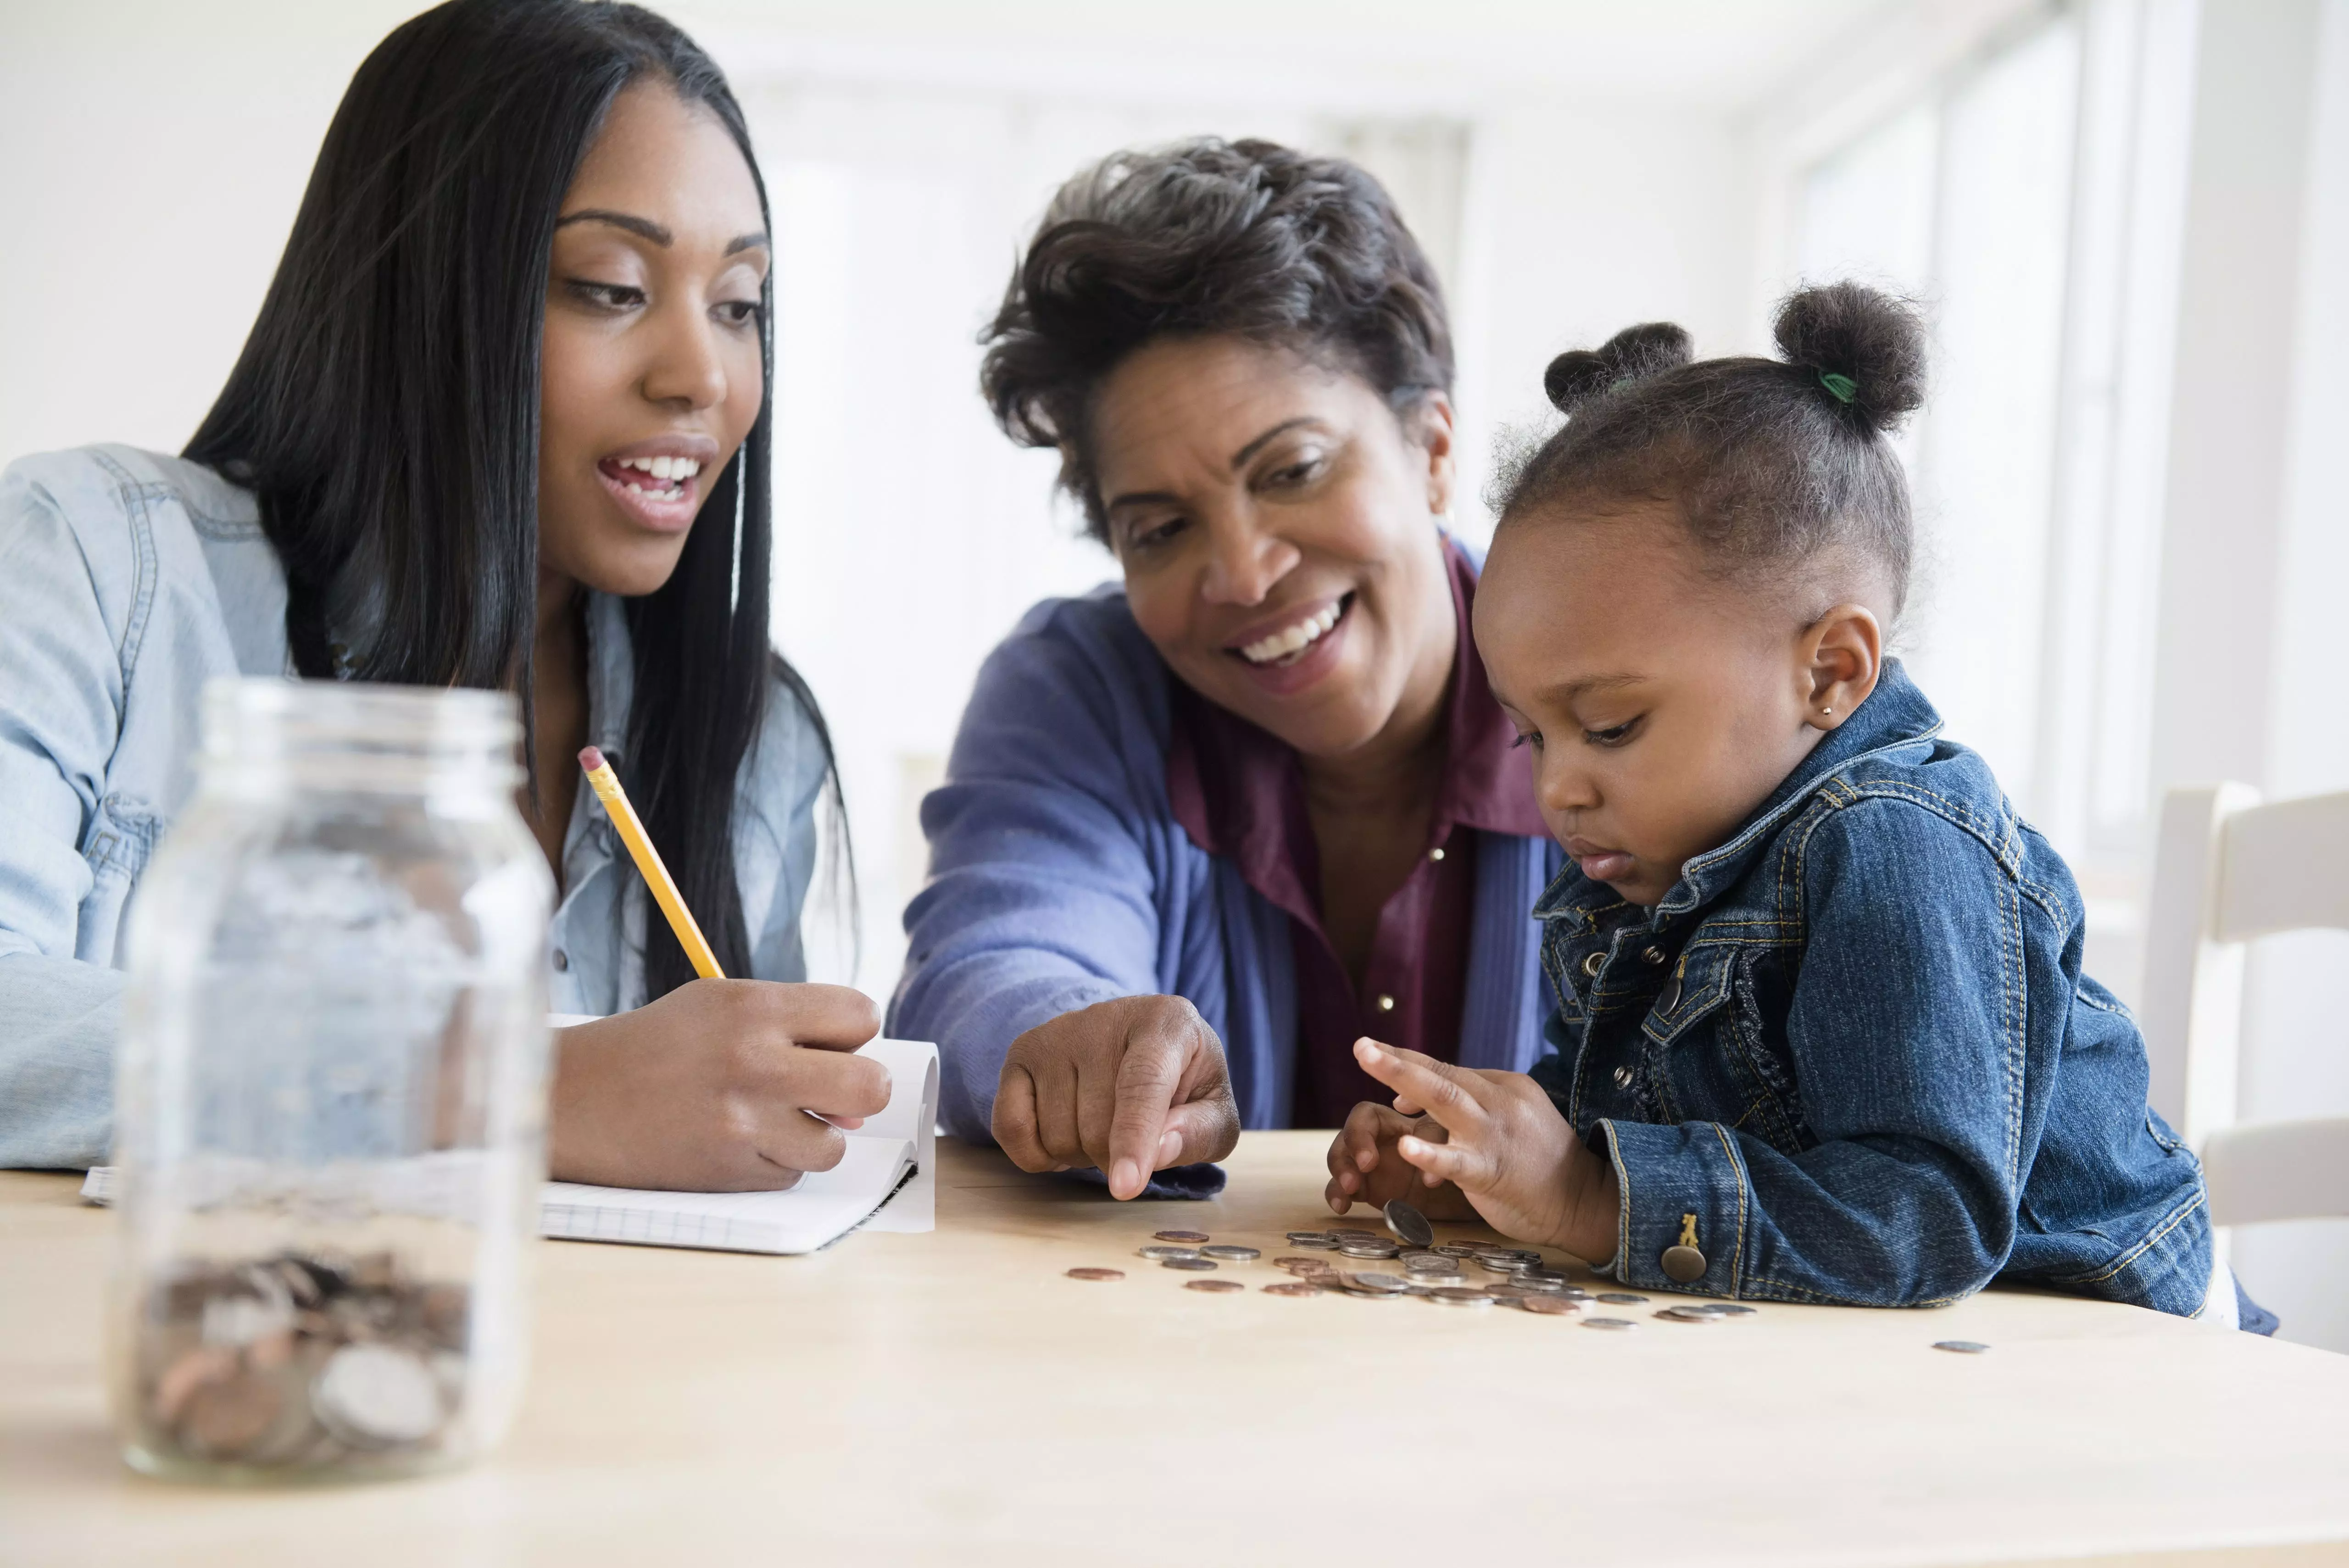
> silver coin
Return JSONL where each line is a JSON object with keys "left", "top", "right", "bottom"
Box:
{"left": 1932, "top": 1340, "right": 1991, "bottom": 1354}
{"left": 1291, "top": 1236, "right": 1341, "bottom": 1250}
{"left": 1285, "top": 1231, "right": 1336, "bottom": 1245}
{"left": 1426, "top": 1287, "right": 1492, "bottom": 1307}
{"left": 1596, "top": 1292, "right": 1649, "bottom": 1305}
{"left": 1431, "top": 1244, "right": 1480, "bottom": 1259}
{"left": 1408, "top": 1271, "right": 1469, "bottom": 1287}
{"left": 1516, "top": 1275, "right": 1573, "bottom": 1294}
{"left": 1138, "top": 1246, "right": 1202, "bottom": 1261}
{"left": 1655, "top": 1306, "right": 1724, "bottom": 1323}
{"left": 1329, "top": 1228, "right": 1379, "bottom": 1239}
{"left": 1692, "top": 1303, "right": 1755, "bottom": 1317}
{"left": 1161, "top": 1257, "right": 1219, "bottom": 1272}
{"left": 1339, "top": 1242, "right": 1400, "bottom": 1260}
{"left": 310, "top": 1343, "right": 444, "bottom": 1448}
{"left": 1581, "top": 1317, "right": 1639, "bottom": 1332}
{"left": 1199, "top": 1245, "right": 1261, "bottom": 1261}
{"left": 1342, "top": 1272, "right": 1411, "bottom": 1294}
{"left": 1383, "top": 1198, "right": 1436, "bottom": 1249}
{"left": 1403, "top": 1253, "right": 1454, "bottom": 1272}
{"left": 1340, "top": 1286, "right": 1405, "bottom": 1300}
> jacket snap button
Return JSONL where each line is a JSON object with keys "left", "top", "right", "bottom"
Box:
{"left": 1612, "top": 1065, "right": 1634, "bottom": 1088}
{"left": 1658, "top": 972, "right": 1682, "bottom": 1012}
{"left": 551, "top": 948, "right": 569, "bottom": 973}
{"left": 1581, "top": 951, "right": 1604, "bottom": 979}
{"left": 1661, "top": 1244, "right": 1707, "bottom": 1282}
{"left": 1642, "top": 945, "right": 1665, "bottom": 964}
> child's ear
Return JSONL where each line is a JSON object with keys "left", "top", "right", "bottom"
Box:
{"left": 1801, "top": 604, "right": 1882, "bottom": 730}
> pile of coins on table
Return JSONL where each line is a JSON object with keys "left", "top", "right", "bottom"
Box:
{"left": 1061, "top": 1200, "right": 1761, "bottom": 1331}
{"left": 128, "top": 1250, "right": 469, "bottom": 1474}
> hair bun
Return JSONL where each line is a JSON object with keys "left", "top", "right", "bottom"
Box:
{"left": 1773, "top": 283, "right": 1926, "bottom": 432}
{"left": 1542, "top": 321, "right": 1692, "bottom": 413}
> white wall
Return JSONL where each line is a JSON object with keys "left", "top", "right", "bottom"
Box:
{"left": 2217, "top": 0, "right": 2349, "bottom": 1355}
{"left": 0, "top": 1, "right": 430, "bottom": 459}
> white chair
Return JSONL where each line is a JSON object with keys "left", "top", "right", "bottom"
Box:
{"left": 2140, "top": 784, "right": 2349, "bottom": 1227}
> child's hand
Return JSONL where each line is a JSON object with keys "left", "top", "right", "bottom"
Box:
{"left": 1323, "top": 1103, "right": 1476, "bottom": 1218}
{"left": 1351, "top": 1036, "right": 1620, "bottom": 1262}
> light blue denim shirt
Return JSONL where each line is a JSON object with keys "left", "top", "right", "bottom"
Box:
{"left": 0, "top": 445, "right": 832, "bottom": 1169}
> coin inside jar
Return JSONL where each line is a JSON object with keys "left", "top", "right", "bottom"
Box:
{"left": 311, "top": 1343, "right": 444, "bottom": 1449}
{"left": 1184, "top": 1279, "right": 1245, "bottom": 1294}
{"left": 1152, "top": 1230, "right": 1210, "bottom": 1244}
{"left": 1198, "top": 1245, "right": 1260, "bottom": 1261}
{"left": 1064, "top": 1268, "right": 1125, "bottom": 1282}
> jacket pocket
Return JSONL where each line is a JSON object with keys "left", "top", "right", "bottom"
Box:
{"left": 1642, "top": 944, "right": 1806, "bottom": 1152}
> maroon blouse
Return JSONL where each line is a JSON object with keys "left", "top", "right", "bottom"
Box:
{"left": 1164, "top": 543, "right": 1548, "bottom": 1128}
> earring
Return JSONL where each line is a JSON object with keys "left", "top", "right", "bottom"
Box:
{"left": 1820, "top": 707, "right": 1834, "bottom": 717}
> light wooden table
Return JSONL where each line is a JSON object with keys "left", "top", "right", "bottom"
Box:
{"left": 4, "top": 1133, "right": 2347, "bottom": 1568}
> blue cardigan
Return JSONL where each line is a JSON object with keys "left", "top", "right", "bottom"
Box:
{"left": 888, "top": 582, "right": 1566, "bottom": 1143}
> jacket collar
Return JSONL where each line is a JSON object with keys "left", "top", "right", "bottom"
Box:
{"left": 1531, "top": 658, "right": 1943, "bottom": 929}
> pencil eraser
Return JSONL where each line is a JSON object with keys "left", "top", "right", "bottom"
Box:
{"left": 578, "top": 746, "right": 605, "bottom": 773}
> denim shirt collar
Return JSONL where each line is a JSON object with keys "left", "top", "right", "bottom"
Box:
{"left": 1531, "top": 658, "right": 1943, "bottom": 931}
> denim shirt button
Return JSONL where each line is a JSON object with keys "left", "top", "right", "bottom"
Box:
{"left": 1642, "top": 945, "right": 1666, "bottom": 964}
{"left": 1661, "top": 1244, "right": 1707, "bottom": 1283}
{"left": 1612, "top": 1065, "right": 1634, "bottom": 1088}
{"left": 1581, "top": 951, "right": 1604, "bottom": 979}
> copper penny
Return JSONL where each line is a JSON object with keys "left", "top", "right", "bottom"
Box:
{"left": 1185, "top": 1279, "right": 1245, "bottom": 1293}
{"left": 1263, "top": 1282, "right": 1323, "bottom": 1297}
{"left": 177, "top": 1367, "right": 286, "bottom": 1457}
{"left": 1153, "top": 1230, "right": 1209, "bottom": 1244}
{"left": 1519, "top": 1296, "right": 1585, "bottom": 1316}
{"left": 1065, "top": 1268, "right": 1125, "bottom": 1282}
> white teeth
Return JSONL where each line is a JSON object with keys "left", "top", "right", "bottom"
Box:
{"left": 1239, "top": 601, "right": 1343, "bottom": 665}
{"left": 615, "top": 455, "right": 700, "bottom": 479}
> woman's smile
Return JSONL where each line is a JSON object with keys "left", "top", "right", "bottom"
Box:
{"left": 594, "top": 435, "right": 719, "bottom": 534}
{"left": 1223, "top": 591, "right": 1356, "bottom": 696}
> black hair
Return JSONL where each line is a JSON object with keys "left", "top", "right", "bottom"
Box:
{"left": 1497, "top": 281, "right": 1929, "bottom": 615}
{"left": 185, "top": 0, "right": 846, "bottom": 1001}
{"left": 980, "top": 137, "right": 1454, "bottom": 540}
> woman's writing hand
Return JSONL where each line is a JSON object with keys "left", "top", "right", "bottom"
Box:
{"left": 992, "top": 995, "right": 1240, "bottom": 1199}
{"left": 1349, "top": 1036, "right": 1620, "bottom": 1262}
{"left": 548, "top": 979, "right": 891, "bottom": 1191}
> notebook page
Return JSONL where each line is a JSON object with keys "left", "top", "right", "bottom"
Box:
{"left": 540, "top": 1136, "right": 913, "bottom": 1255}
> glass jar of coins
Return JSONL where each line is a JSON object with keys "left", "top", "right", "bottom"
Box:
{"left": 108, "top": 679, "right": 555, "bottom": 1484}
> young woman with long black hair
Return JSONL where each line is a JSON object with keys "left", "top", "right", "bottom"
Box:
{"left": 0, "top": 0, "right": 888, "bottom": 1188}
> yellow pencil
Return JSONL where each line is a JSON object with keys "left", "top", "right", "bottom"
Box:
{"left": 577, "top": 745, "right": 725, "bottom": 980}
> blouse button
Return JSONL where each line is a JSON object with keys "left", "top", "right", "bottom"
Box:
{"left": 1376, "top": 994, "right": 1396, "bottom": 1013}
{"left": 1613, "top": 1065, "right": 1634, "bottom": 1088}
{"left": 1642, "top": 945, "right": 1666, "bottom": 964}
{"left": 1428, "top": 846, "right": 1446, "bottom": 862}
{"left": 551, "top": 948, "right": 570, "bottom": 973}
{"left": 1581, "top": 951, "right": 1605, "bottom": 979}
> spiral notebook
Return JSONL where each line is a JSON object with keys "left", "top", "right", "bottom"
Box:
{"left": 83, "top": 1036, "right": 939, "bottom": 1257}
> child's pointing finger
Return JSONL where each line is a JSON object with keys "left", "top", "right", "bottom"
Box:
{"left": 1353, "top": 1037, "right": 1481, "bottom": 1129}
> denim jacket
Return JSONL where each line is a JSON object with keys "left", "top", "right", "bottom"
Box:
{"left": 1530, "top": 661, "right": 2211, "bottom": 1317}
{"left": 0, "top": 445, "right": 832, "bottom": 1169}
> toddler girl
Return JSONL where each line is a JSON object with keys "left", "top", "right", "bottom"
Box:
{"left": 1326, "top": 283, "right": 2244, "bottom": 1323}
